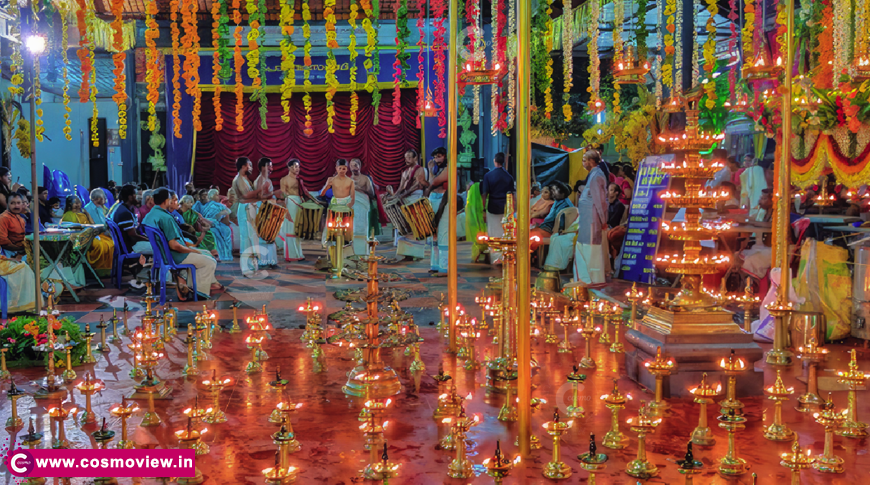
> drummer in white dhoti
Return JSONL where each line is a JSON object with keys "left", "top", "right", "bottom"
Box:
{"left": 321, "top": 159, "right": 356, "bottom": 266}
{"left": 253, "top": 158, "right": 280, "bottom": 269}
{"left": 231, "top": 157, "right": 266, "bottom": 278}
{"left": 427, "top": 148, "right": 450, "bottom": 275}
{"left": 349, "top": 158, "right": 376, "bottom": 255}
{"left": 573, "top": 149, "right": 609, "bottom": 285}
{"left": 279, "top": 158, "right": 320, "bottom": 262}
{"left": 393, "top": 150, "right": 429, "bottom": 261}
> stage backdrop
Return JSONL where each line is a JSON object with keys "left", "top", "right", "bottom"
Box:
{"left": 193, "top": 89, "right": 421, "bottom": 192}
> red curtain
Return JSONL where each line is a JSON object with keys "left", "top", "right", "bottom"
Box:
{"left": 194, "top": 90, "right": 421, "bottom": 193}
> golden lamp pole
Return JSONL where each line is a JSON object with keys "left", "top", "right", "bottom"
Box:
{"left": 446, "top": 0, "right": 459, "bottom": 355}
{"left": 515, "top": 0, "right": 532, "bottom": 457}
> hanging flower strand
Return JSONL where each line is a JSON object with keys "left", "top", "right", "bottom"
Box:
{"left": 233, "top": 0, "right": 244, "bottom": 131}
{"left": 280, "top": 0, "right": 297, "bottom": 123}
{"left": 86, "top": 6, "right": 99, "bottom": 147}
{"left": 61, "top": 14, "right": 72, "bottom": 140}
{"left": 393, "top": 0, "right": 411, "bottom": 125}
{"left": 7, "top": 0, "right": 23, "bottom": 96}
{"left": 612, "top": 0, "right": 624, "bottom": 116}
{"left": 31, "top": 23, "right": 44, "bottom": 142}
{"left": 587, "top": 0, "right": 602, "bottom": 113}
{"left": 325, "top": 0, "right": 339, "bottom": 133}
{"left": 562, "top": 0, "right": 573, "bottom": 122}
{"left": 170, "top": 0, "right": 182, "bottom": 138}
{"left": 211, "top": 0, "right": 224, "bottom": 131}
{"left": 76, "top": 0, "right": 91, "bottom": 103}
{"left": 506, "top": 0, "right": 516, "bottom": 128}
{"left": 246, "top": 0, "right": 267, "bottom": 129}
{"left": 349, "top": 0, "right": 360, "bottom": 135}
{"left": 544, "top": 0, "right": 554, "bottom": 119}
{"left": 432, "top": 0, "right": 447, "bottom": 136}
{"left": 417, "top": 0, "right": 427, "bottom": 130}
{"left": 702, "top": 0, "right": 717, "bottom": 109}
{"left": 145, "top": 0, "right": 161, "bottom": 132}
{"left": 302, "top": 0, "right": 314, "bottom": 136}
{"left": 663, "top": 0, "right": 675, "bottom": 89}
{"left": 495, "top": 0, "right": 507, "bottom": 132}
{"left": 111, "top": 0, "right": 127, "bottom": 139}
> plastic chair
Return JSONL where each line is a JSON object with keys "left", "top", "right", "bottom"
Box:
{"left": 42, "top": 165, "right": 54, "bottom": 196}
{"left": 51, "top": 170, "right": 73, "bottom": 199}
{"left": 142, "top": 225, "right": 198, "bottom": 305}
{"left": 75, "top": 185, "right": 90, "bottom": 204}
{"left": 0, "top": 276, "right": 7, "bottom": 320}
{"left": 106, "top": 220, "right": 142, "bottom": 289}
{"left": 101, "top": 188, "right": 115, "bottom": 207}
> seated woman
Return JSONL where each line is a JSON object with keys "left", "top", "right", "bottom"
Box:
{"left": 179, "top": 195, "right": 219, "bottom": 258}
{"left": 200, "top": 189, "right": 233, "bottom": 261}
{"left": 529, "top": 181, "right": 574, "bottom": 253}
{"left": 62, "top": 195, "right": 114, "bottom": 277}
{"left": 84, "top": 188, "right": 110, "bottom": 225}
{"left": 0, "top": 254, "right": 41, "bottom": 312}
{"left": 612, "top": 164, "right": 635, "bottom": 205}
{"left": 530, "top": 185, "right": 554, "bottom": 226}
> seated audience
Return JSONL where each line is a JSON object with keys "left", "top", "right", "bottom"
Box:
{"left": 47, "top": 197, "right": 63, "bottom": 223}
{"left": 38, "top": 187, "right": 53, "bottom": 225}
{"left": 143, "top": 188, "right": 222, "bottom": 300}
{"left": 0, "top": 193, "right": 28, "bottom": 254}
{"left": 606, "top": 183, "right": 627, "bottom": 259}
{"left": 138, "top": 189, "right": 155, "bottom": 223}
{"left": 179, "top": 195, "right": 218, "bottom": 258}
{"left": 737, "top": 188, "right": 774, "bottom": 278}
{"left": 0, "top": 167, "right": 22, "bottom": 213}
{"left": 200, "top": 189, "right": 233, "bottom": 261}
{"left": 62, "top": 195, "right": 114, "bottom": 276}
{"left": 529, "top": 181, "right": 574, "bottom": 253}
{"left": 0, "top": 195, "right": 40, "bottom": 309}
{"left": 110, "top": 184, "right": 152, "bottom": 289}
{"left": 530, "top": 185, "right": 554, "bottom": 226}
{"left": 84, "top": 188, "right": 110, "bottom": 225}
{"left": 718, "top": 182, "right": 740, "bottom": 211}
{"left": 706, "top": 149, "right": 732, "bottom": 188}
{"left": 530, "top": 183, "right": 543, "bottom": 206}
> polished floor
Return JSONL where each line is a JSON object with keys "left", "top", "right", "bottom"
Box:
{"left": 2, "top": 240, "right": 869, "bottom": 484}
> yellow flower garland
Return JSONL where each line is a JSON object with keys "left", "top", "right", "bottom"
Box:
{"left": 280, "top": 0, "right": 297, "bottom": 123}
{"left": 663, "top": 0, "right": 676, "bottom": 88}
{"left": 181, "top": 0, "right": 201, "bottom": 132}
{"left": 61, "top": 15, "right": 72, "bottom": 140}
{"left": 703, "top": 0, "right": 717, "bottom": 108}
{"left": 211, "top": 0, "right": 223, "bottom": 131}
{"left": 246, "top": 0, "right": 261, "bottom": 94}
{"left": 612, "top": 0, "right": 624, "bottom": 116}
{"left": 562, "top": 0, "right": 573, "bottom": 122}
{"left": 171, "top": 0, "right": 182, "bottom": 138}
{"left": 302, "top": 0, "right": 313, "bottom": 137}
{"left": 33, "top": 47, "right": 44, "bottom": 142}
{"left": 544, "top": 0, "right": 554, "bottom": 119}
{"left": 324, "top": 0, "right": 338, "bottom": 133}
{"left": 90, "top": 50, "right": 100, "bottom": 147}
{"left": 349, "top": 0, "right": 359, "bottom": 135}
{"left": 8, "top": 0, "right": 23, "bottom": 96}
{"left": 111, "top": 0, "right": 127, "bottom": 139}
{"left": 233, "top": 0, "right": 244, "bottom": 131}
{"left": 742, "top": 0, "right": 754, "bottom": 70}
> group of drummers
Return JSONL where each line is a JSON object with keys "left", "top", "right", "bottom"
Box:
{"left": 228, "top": 148, "right": 451, "bottom": 278}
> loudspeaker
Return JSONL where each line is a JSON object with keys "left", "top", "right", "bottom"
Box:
{"left": 88, "top": 118, "right": 108, "bottom": 188}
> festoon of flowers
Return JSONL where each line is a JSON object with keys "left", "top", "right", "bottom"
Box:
{"left": 702, "top": 0, "right": 717, "bottom": 109}
{"left": 417, "top": 0, "right": 427, "bottom": 130}
{"left": 233, "top": 0, "right": 244, "bottom": 131}
{"left": 489, "top": 0, "right": 502, "bottom": 134}
{"left": 393, "top": 0, "right": 412, "bottom": 126}
{"left": 75, "top": 0, "right": 91, "bottom": 103}
{"left": 7, "top": 0, "right": 22, "bottom": 96}
{"left": 495, "top": 0, "right": 507, "bottom": 131}
{"left": 831, "top": 0, "right": 850, "bottom": 78}
{"left": 170, "top": 0, "right": 182, "bottom": 138}
{"left": 612, "top": 0, "right": 624, "bottom": 116}
{"left": 145, "top": 0, "right": 160, "bottom": 133}
{"left": 86, "top": 6, "right": 99, "bottom": 147}
{"left": 727, "top": 0, "right": 738, "bottom": 101}
{"left": 257, "top": 0, "right": 267, "bottom": 127}
{"left": 691, "top": 0, "right": 699, "bottom": 88}
{"left": 211, "top": 0, "right": 224, "bottom": 131}
{"left": 111, "top": 0, "right": 127, "bottom": 139}
{"left": 587, "top": 0, "right": 602, "bottom": 113}
{"left": 674, "top": 0, "right": 683, "bottom": 84}
{"left": 506, "top": 0, "right": 516, "bottom": 129}
{"left": 31, "top": 21, "right": 44, "bottom": 143}
{"left": 302, "top": 0, "right": 314, "bottom": 136}
{"left": 280, "top": 0, "right": 297, "bottom": 124}
{"left": 662, "top": 0, "right": 675, "bottom": 89}
{"left": 246, "top": 0, "right": 267, "bottom": 129}
{"left": 432, "top": 0, "right": 447, "bottom": 137}
{"left": 217, "top": 0, "right": 232, "bottom": 81}
{"left": 324, "top": 0, "right": 339, "bottom": 134}
{"left": 471, "top": 0, "right": 483, "bottom": 123}
{"left": 349, "top": 0, "right": 360, "bottom": 135}
{"left": 562, "top": 0, "right": 573, "bottom": 122}
{"left": 61, "top": 13, "right": 72, "bottom": 140}
{"left": 361, "top": 0, "right": 382, "bottom": 125}
{"left": 544, "top": 0, "right": 554, "bottom": 118}
{"left": 654, "top": 0, "right": 663, "bottom": 107}
{"left": 741, "top": 0, "right": 754, "bottom": 70}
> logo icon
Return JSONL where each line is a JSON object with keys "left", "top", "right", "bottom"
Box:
{"left": 8, "top": 450, "right": 34, "bottom": 476}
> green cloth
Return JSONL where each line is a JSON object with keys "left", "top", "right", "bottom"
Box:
{"left": 182, "top": 209, "right": 216, "bottom": 251}
{"left": 142, "top": 206, "right": 187, "bottom": 265}
{"left": 368, "top": 198, "right": 382, "bottom": 236}
{"left": 465, "top": 182, "right": 488, "bottom": 262}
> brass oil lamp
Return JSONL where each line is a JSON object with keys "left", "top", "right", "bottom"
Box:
{"left": 482, "top": 441, "right": 519, "bottom": 485}
{"left": 578, "top": 433, "right": 608, "bottom": 484}
{"left": 542, "top": 408, "right": 573, "bottom": 480}
{"left": 578, "top": 303, "right": 597, "bottom": 369}
{"left": 812, "top": 394, "right": 846, "bottom": 473}
{"left": 676, "top": 441, "right": 703, "bottom": 484}
{"left": 689, "top": 373, "right": 722, "bottom": 446}
{"left": 48, "top": 401, "right": 78, "bottom": 449}
{"left": 6, "top": 381, "right": 26, "bottom": 428}
{"left": 19, "top": 418, "right": 46, "bottom": 485}
{"left": 625, "top": 402, "right": 661, "bottom": 479}
{"left": 74, "top": 372, "right": 104, "bottom": 426}
{"left": 780, "top": 433, "right": 814, "bottom": 484}
{"left": 717, "top": 409, "right": 748, "bottom": 476}
{"left": 835, "top": 349, "right": 868, "bottom": 438}
{"left": 182, "top": 396, "right": 212, "bottom": 455}
{"left": 566, "top": 365, "right": 587, "bottom": 418}
{"left": 644, "top": 346, "right": 676, "bottom": 418}
{"left": 796, "top": 337, "right": 827, "bottom": 412}
{"left": 175, "top": 417, "right": 207, "bottom": 485}
{"left": 110, "top": 397, "right": 140, "bottom": 449}
{"left": 625, "top": 283, "right": 644, "bottom": 330}
{"left": 200, "top": 369, "right": 233, "bottom": 424}
{"left": 445, "top": 407, "right": 481, "bottom": 479}
{"left": 718, "top": 349, "right": 748, "bottom": 415}
{"left": 600, "top": 379, "right": 631, "bottom": 449}
{"left": 764, "top": 370, "right": 795, "bottom": 441}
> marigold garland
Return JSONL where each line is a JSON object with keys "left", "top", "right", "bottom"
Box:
{"left": 506, "top": 0, "right": 516, "bottom": 129}
{"left": 495, "top": 0, "right": 507, "bottom": 131}
{"left": 211, "top": 0, "right": 224, "bottom": 131}
{"left": 674, "top": 0, "right": 683, "bottom": 84}
{"left": 691, "top": 0, "right": 699, "bottom": 88}
{"left": 471, "top": 0, "right": 483, "bottom": 124}
{"left": 587, "top": 0, "right": 602, "bottom": 113}
{"left": 654, "top": 0, "right": 663, "bottom": 107}
{"left": 233, "top": 0, "right": 244, "bottom": 131}
{"left": 61, "top": 15, "right": 72, "bottom": 140}
{"left": 562, "top": 0, "right": 573, "bottom": 122}
{"left": 742, "top": 0, "right": 754, "bottom": 70}
{"left": 218, "top": 0, "right": 232, "bottom": 80}
{"left": 727, "top": 0, "right": 738, "bottom": 102}
{"left": 280, "top": 0, "right": 297, "bottom": 124}
{"left": 325, "top": 0, "right": 339, "bottom": 133}
{"left": 90, "top": 50, "right": 100, "bottom": 147}
{"left": 831, "top": 0, "right": 849, "bottom": 78}
{"left": 393, "top": 0, "right": 411, "bottom": 125}
{"left": 32, "top": 37, "right": 44, "bottom": 143}
{"left": 246, "top": 0, "right": 267, "bottom": 129}
{"left": 612, "top": 0, "right": 623, "bottom": 116}
{"left": 111, "top": 0, "right": 127, "bottom": 139}
{"left": 417, "top": 0, "right": 427, "bottom": 130}
{"left": 662, "top": 0, "right": 675, "bottom": 89}
{"left": 8, "top": 0, "right": 23, "bottom": 96}
{"left": 432, "top": 0, "right": 447, "bottom": 137}
{"left": 170, "top": 0, "right": 182, "bottom": 138}
{"left": 76, "top": 0, "right": 91, "bottom": 103}
{"left": 302, "top": 0, "right": 314, "bottom": 136}
{"left": 544, "top": 0, "right": 554, "bottom": 119}
{"left": 702, "top": 0, "right": 717, "bottom": 109}
{"left": 489, "top": 0, "right": 499, "bottom": 134}
{"left": 145, "top": 0, "right": 160, "bottom": 133}
{"left": 349, "top": 0, "right": 360, "bottom": 135}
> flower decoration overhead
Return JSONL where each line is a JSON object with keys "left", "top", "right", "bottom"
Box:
{"left": 587, "top": 0, "right": 602, "bottom": 113}
{"left": 211, "top": 0, "right": 224, "bottom": 131}
{"left": 170, "top": 0, "right": 182, "bottom": 138}
{"left": 76, "top": 0, "right": 91, "bottom": 103}
{"left": 562, "top": 0, "right": 573, "bottom": 122}
{"left": 393, "top": 0, "right": 411, "bottom": 125}
{"left": 325, "top": 0, "right": 339, "bottom": 133}
{"left": 233, "top": 0, "right": 245, "bottom": 131}
{"left": 302, "top": 0, "right": 314, "bottom": 136}
{"left": 544, "top": 0, "right": 554, "bottom": 118}
{"left": 61, "top": 14, "right": 72, "bottom": 140}
{"left": 361, "top": 0, "right": 382, "bottom": 125}
{"left": 145, "top": 0, "right": 161, "bottom": 133}
{"left": 280, "top": 0, "right": 297, "bottom": 124}
{"left": 246, "top": 0, "right": 267, "bottom": 129}
{"left": 417, "top": 0, "right": 426, "bottom": 130}
{"left": 111, "top": 0, "right": 127, "bottom": 139}
{"left": 432, "top": 0, "right": 447, "bottom": 137}
{"left": 662, "top": 0, "right": 675, "bottom": 89}
{"left": 727, "top": 0, "right": 738, "bottom": 101}
{"left": 506, "top": 0, "right": 516, "bottom": 128}
{"left": 741, "top": 0, "right": 754, "bottom": 70}
{"left": 612, "top": 0, "right": 624, "bottom": 116}
{"left": 7, "top": 0, "right": 22, "bottom": 96}
{"left": 31, "top": 23, "right": 44, "bottom": 143}
{"left": 349, "top": 0, "right": 360, "bottom": 135}
{"left": 702, "top": 0, "right": 718, "bottom": 109}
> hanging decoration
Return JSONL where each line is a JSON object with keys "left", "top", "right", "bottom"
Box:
{"left": 472, "top": 0, "right": 483, "bottom": 124}
{"left": 727, "top": 0, "right": 738, "bottom": 101}
{"left": 246, "top": 0, "right": 267, "bottom": 129}
{"left": 85, "top": 17, "right": 137, "bottom": 52}
{"left": 742, "top": 0, "right": 754, "bottom": 70}
{"left": 432, "top": 0, "right": 447, "bottom": 136}
{"left": 654, "top": 0, "right": 663, "bottom": 107}
{"left": 495, "top": 0, "right": 507, "bottom": 132}
{"left": 702, "top": 0, "right": 717, "bottom": 109}
{"left": 7, "top": 0, "right": 22, "bottom": 96}
{"left": 211, "top": 0, "right": 224, "bottom": 131}
{"left": 393, "top": 0, "right": 411, "bottom": 125}
{"left": 813, "top": 0, "right": 833, "bottom": 89}
{"left": 506, "top": 0, "right": 516, "bottom": 128}
{"left": 75, "top": 0, "right": 91, "bottom": 102}
{"left": 325, "top": 0, "right": 338, "bottom": 133}
{"left": 111, "top": 0, "right": 127, "bottom": 139}
{"left": 489, "top": 0, "right": 504, "bottom": 133}
{"left": 674, "top": 0, "right": 683, "bottom": 85}
{"left": 280, "top": 0, "right": 297, "bottom": 124}
{"left": 302, "top": 0, "right": 314, "bottom": 136}
{"left": 612, "top": 0, "right": 624, "bottom": 116}
{"left": 171, "top": 0, "right": 182, "bottom": 137}
{"left": 544, "top": 0, "right": 554, "bottom": 118}
{"left": 145, "top": 0, "right": 160, "bottom": 133}
{"left": 831, "top": 0, "right": 850, "bottom": 78}
{"left": 61, "top": 14, "right": 72, "bottom": 140}
{"left": 233, "top": 0, "right": 245, "bottom": 131}
{"left": 416, "top": 0, "right": 426, "bottom": 130}
{"left": 218, "top": 0, "right": 232, "bottom": 80}
{"left": 636, "top": 0, "right": 648, "bottom": 60}
{"left": 90, "top": 50, "right": 99, "bottom": 147}
{"left": 587, "top": 0, "right": 602, "bottom": 113}
{"left": 662, "top": 0, "right": 675, "bottom": 89}
{"left": 31, "top": 23, "right": 44, "bottom": 143}
{"left": 349, "top": 0, "right": 360, "bottom": 134}
{"left": 856, "top": 0, "right": 869, "bottom": 68}
{"left": 361, "top": 0, "right": 382, "bottom": 125}
{"left": 561, "top": 0, "right": 573, "bottom": 122}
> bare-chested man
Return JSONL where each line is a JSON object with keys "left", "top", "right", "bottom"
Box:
{"left": 250, "top": 157, "right": 280, "bottom": 268}
{"left": 279, "top": 159, "right": 319, "bottom": 261}
{"left": 232, "top": 156, "right": 266, "bottom": 278}
{"left": 320, "top": 159, "right": 356, "bottom": 266}
{"left": 349, "top": 158, "right": 376, "bottom": 255}
{"left": 393, "top": 149, "right": 429, "bottom": 260}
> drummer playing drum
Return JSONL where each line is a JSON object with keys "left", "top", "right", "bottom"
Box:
{"left": 391, "top": 150, "right": 430, "bottom": 261}
{"left": 320, "top": 160, "right": 356, "bottom": 261}
{"left": 253, "top": 158, "right": 280, "bottom": 269}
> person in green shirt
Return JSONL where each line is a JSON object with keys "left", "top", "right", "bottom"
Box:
{"left": 142, "top": 188, "right": 222, "bottom": 301}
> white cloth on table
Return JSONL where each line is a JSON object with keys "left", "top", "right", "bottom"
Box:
{"left": 352, "top": 192, "right": 371, "bottom": 256}
{"left": 396, "top": 190, "right": 426, "bottom": 259}
{"left": 281, "top": 195, "right": 304, "bottom": 261}
{"left": 486, "top": 212, "right": 505, "bottom": 262}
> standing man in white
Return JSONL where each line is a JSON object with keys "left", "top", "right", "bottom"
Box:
{"left": 573, "top": 149, "right": 609, "bottom": 284}
{"left": 349, "top": 158, "right": 375, "bottom": 256}
{"left": 254, "top": 158, "right": 279, "bottom": 269}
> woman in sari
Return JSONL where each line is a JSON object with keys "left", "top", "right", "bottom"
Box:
{"left": 530, "top": 185, "right": 554, "bottom": 226}
{"left": 61, "top": 195, "right": 114, "bottom": 276}
{"left": 465, "top": 182, "right": 488, "bottom": 263}
{"left": 84, "top": 188, "right": 109, "bottom": 225}
{"left": 201, "top": 189, "right": 233, "bottom": 261}
{"left": 179, "top": 195, "right": 219, "bottom": 258}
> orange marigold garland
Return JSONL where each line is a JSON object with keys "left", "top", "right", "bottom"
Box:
{"left": 111, "top": 0, "right": 127, "bottom": 139}
{"left": 171, "top": 0, "right": 183, "bottom": 138}
{"left": 182, "top": 0, "right": 202, "bottom": 132}
{"left": 325, "top": 0, "right": 339, "bottom": 133}
{"left": 61, "top": 14, "right": 72, "bottom": 140}
{"left": 76, "top": 0, "right": 91, "bottom": 103}
{"left": 90, "top": 50, "right": 100, "bottom": 147}
{"left": 280, "top": 0, "right": 297, "bottom": 123}
{"left": 32, "top": 23, "right": 44, "bottom": 142}
{"left": 7, "top": 0, "right": 22, "bottom": 96}
{"left": 702, "top": 0, "right": 717, "bottom": 109}
{"left": 302, "top": 0, "right": 314, "bottom": 136}
{"left": 145, "top": 0, "right": 160, "bottom": 132}
{"left": 211, "top": 0, "right": 224, "bottom": 131}
{"left": 348, "top": 0, "right": 359, "bottom": 135}
{"left": 741, "top": 0, "right": 754, "bottom": 70}
{"left": 233, "top": 0, "right": 245, "bottom": 131}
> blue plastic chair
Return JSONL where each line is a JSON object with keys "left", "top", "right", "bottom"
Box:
{"left": 101, "top": 188, "right": 115, "bottom": 207}
{"left": 75, "top": 185, "right": 90, "bottom": 204}
{"left": 106, "top": 219, "right": 142, "bottom": 289}
{"left": 42, "top": 165, "right": 54, "bottom": 196}
{"left": 0, "top": 276, "right": 8, "bottom": 320}
{"left": 142, "top": 225, "right": 198, "bottom": 305}
{"left": 52, "top": 170, "right": 73, "bottom": 199}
